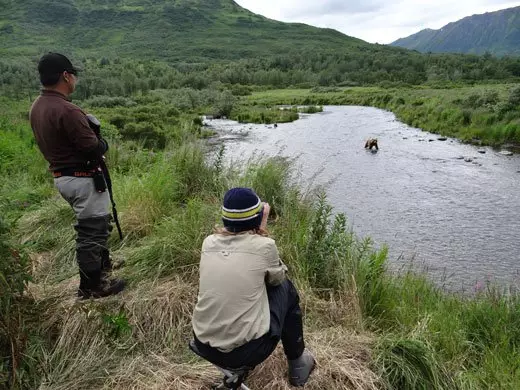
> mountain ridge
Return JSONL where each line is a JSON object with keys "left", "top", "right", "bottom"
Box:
{"left": 0, "top": 0, "right": 373, "bottom": 62}
{"left": 391, "top": 6, "right": 520, "bottom": 56}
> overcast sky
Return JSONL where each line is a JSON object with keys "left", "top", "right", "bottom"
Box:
{"left": 234, "top": 0, "right": 520, "bottom": 44}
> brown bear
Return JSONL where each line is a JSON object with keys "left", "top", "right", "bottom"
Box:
{"left": 365, "top": 138, "right": 379, "bottom": 151}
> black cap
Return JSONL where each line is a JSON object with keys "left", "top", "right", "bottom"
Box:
{"left": 38, "top": 52, "right": 79, "bottom": 76}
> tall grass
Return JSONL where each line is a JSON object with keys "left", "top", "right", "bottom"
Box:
{"left": 0, "top": 218, "right": 40, "bottom": 389}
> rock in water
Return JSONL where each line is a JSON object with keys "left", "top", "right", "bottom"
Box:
{"left": 437, "top": 137, "right": 448, "bottom": 141}
{"left": 477, "top": 149, "right": 486, "bottom": 154}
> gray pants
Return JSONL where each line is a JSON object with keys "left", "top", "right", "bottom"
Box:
{"left": 55, "top": 177, "right": 111, "bottom": 276}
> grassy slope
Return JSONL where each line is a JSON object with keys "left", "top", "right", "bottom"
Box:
{"left": 0, "top": 0, "right": 369, "bottom": 61}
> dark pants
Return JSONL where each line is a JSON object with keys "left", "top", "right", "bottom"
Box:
{"left": 54, "top": 177, "right": 111, "bottom": 288}
{"left": 194, "top": 279, "right": 305, "bottom": 368}
{"left": 74, "top": 216, "right": 111, "bottom": 272}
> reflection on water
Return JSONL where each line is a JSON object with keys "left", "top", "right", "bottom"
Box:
{"left": 206, "top": 106, "right": 520, "bottom": 290}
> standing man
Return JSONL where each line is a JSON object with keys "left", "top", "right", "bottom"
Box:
{"left": 30, "top": 52, "right": 125, "bottom": 299}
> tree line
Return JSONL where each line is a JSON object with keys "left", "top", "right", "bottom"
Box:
{"left": 1, "top": 51, "right": 520, "bottom": 99}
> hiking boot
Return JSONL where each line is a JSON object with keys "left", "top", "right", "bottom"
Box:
{"left": 78, "top": 277, "right": 126, "bottom": 300}
{"left": 288, "top": 349, "right": 315, "bottom": 387}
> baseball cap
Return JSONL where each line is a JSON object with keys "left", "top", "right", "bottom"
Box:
{"left": 38, "top": 52, "right": 79, "bottom": 76}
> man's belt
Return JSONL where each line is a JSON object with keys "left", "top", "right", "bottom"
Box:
{"left": 52, "top": 168, "right": 97, "bottom": 178}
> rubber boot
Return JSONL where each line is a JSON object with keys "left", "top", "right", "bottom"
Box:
{"left": 74, "top": 216, "right": 123, "bottom": 297}
{"left": 78, "top": 269, "right": 126, "bottom": 299}
{"left": 288, "top": 349, "right": 315, "bottom": 387}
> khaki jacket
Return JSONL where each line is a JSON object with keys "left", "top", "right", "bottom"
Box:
{"left": 192, "top": 233, "right": 287, "bottom": 352}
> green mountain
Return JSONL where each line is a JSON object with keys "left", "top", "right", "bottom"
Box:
{"left": 0, "top": 0, "right": 370, "bottom": 61}
{"left": 1, "top": 0, "right": 520, "bottom": 95}
{"left": 391, "top": 6, "right": 520, "bottom": 56}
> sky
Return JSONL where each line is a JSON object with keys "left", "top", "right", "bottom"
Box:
{"left": 234, "top": 0, "right": 520, "bottom": 44}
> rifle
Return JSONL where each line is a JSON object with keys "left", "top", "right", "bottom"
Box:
{"left": 86, "top": 114, "right": 124, "bottom": 240}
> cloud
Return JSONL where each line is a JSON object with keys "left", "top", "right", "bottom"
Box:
{"left": 235, "top": 0, "right": 520, "bottom": 43}
{"left": 279, "top": 0, "right": 389, "bottom": 18}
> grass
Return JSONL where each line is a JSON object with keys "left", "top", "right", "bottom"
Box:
{"left": 1, "top": 92, "right": 520, "bottom": 389}
{"left": 243, "top": 85, "right": 520, "bottom": 148}
{"left": 229, "top": 105, "right": 323, "bottom": 124}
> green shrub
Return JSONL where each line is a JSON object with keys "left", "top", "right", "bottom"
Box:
{"left": 298, "top": 105, "right": 323, "bottom": 114}
{"left": 464, "top": 91, "right": 499, "bottom": 109}
{"left": 462, "top": 109, "right": 472, "bottom": 126}
{"left": 228, "top": 84, "right": 252, "bottom": 96}
{"left": 508, "top": 86, "right": 520, "bottom": 107}
{"left": 86, "top": 96, "right": 137, "bottom": 108}
{"left": 394, "top": 97, "right": 406, "bottom": 106}
{"left": 121, "top": 122, "right": 166, "bottom": 148}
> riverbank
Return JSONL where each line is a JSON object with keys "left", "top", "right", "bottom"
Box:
{"left": 1, "top": 96, "right": 520, "bottom": 389}
{"left": 235, "top": 84, "right": 520, "bottom": 149}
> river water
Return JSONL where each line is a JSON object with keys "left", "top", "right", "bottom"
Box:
{"left": 206, "top": 106, "right": 520, "bottom": 291}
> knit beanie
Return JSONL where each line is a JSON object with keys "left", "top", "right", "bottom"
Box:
{"left": 222, "top": 188, "right": 264, "bottom": 233}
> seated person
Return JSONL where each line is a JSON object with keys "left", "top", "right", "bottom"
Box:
{"left": 192, "top": 187, "right": 315, "bottom": 387}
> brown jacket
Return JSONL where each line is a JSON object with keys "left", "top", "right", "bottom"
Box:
{"left": 29, "top": 90, "right": 107, "bottom": 171}
{"left": 192, "top": 233, "right": 288, "bottom": 352}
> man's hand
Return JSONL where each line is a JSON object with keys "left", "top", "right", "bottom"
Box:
{"left": 86, "top": 114, "right": 101, "bottom": 137}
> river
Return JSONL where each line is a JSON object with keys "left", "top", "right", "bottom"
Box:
{"left": 206, "top": 106, "right": 520, "bottom": 291}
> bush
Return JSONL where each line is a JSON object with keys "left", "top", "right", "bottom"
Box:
{"left": 228, "top": 84, "right": 252, "bottom": 96}
{"left": 508, "top": 86, "right": 520, "bottom": 107}
{"left": 310, "top": 86, "right": 341, "bottom": 93}
{"left": 394, "top": 97, "right": 406, "bottom": 106}
{"left": 464, "top": 91, "right": 499, "bottom": 109}
{"left": 121, "top": 122, "right": 166, "bottom": 149}
{"left": 298, "top": 105, "right": 323, "bottom": 114}
{"left": 86, "top": 96, "right": 137, "bottom": 108}
{"left": 462, "top": 109, "right": 472, "bottom": 126}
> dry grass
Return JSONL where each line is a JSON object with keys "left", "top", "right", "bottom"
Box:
{"left": 103, "top": 330, "right": 380, "bottom": 390}
{"left": 26, "top": 268, "right": 380, "bottom": 390}
{"left": 119, "top": 196, "right": 162, "bottom": 239}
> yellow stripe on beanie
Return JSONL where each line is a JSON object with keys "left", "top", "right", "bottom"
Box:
{"left": 222, "top": 203, "right": 263, "bottom": 220}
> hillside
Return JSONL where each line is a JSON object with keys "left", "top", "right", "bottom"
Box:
{"left": 391, "top": 6, "right": 520, "bottom": 56}
{"left": 0, "top": 0, "right": 371, "bottom": 61}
